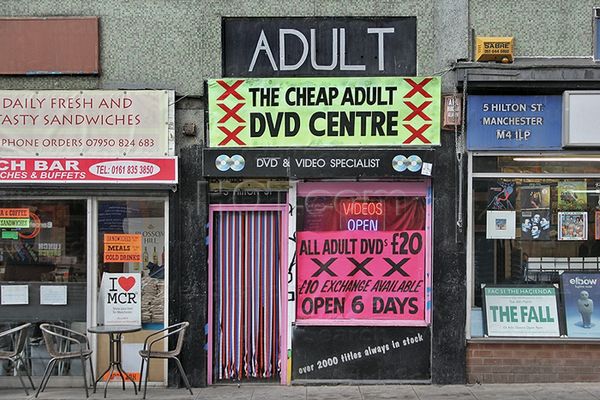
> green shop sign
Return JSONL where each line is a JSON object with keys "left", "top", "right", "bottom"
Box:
{"left": 0, "top": 218, "right": 29, "bottom": 228}
{"left": 208, "top": 77, "right": 440, "bottom": 147}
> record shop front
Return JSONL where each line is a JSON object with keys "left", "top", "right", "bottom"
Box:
{"left": 0, "top": 90, "right": 177, "bottom": 387}
{"left": 462, "top": 66, "right": 600, "bottom": 383}
{"left": 202, "top": 72, "right": 464, "bottom": 384}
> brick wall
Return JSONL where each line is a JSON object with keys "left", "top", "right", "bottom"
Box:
{"left": 467, "top": 342, "right": 600, "bottom": 383}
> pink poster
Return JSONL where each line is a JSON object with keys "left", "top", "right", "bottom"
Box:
{"left": 296, "top": 230, "right": 426, "bottom": 323}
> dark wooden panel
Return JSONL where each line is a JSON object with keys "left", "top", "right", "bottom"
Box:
{"left": 292, "top": 326, "right": 430, "bottom": 381}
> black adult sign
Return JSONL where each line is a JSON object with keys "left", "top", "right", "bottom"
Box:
{"left": 223, "top": 17, "right": 417, "bottom": 77}
{"left": 203, "top": 148, "right": 434, "bottom": 178}
{"left": 292, "top": 326, "right": 430, "bottom": 380}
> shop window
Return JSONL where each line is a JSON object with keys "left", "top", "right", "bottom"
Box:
{"left": 471, "top": 156, "right": 600, "bottom": 339}
{"left": 97, "top": 199, "right": 166, "bottom": 324}
{"left": 295, "top": 182, "right": 431, "bottom": 326}
{"left": 472, "top": 178, "right": 600, "bottom": 304}
{"left": 96, "top": 199, "right": 167, "bottom": 383}
{"left": 0, "top": 199, "right": 87, "bottom": 378}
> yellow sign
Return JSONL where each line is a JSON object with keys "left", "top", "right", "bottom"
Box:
{"left": 103, "top": 234, "right": 142, "bottom": 263}
{"left": 209, "top": 178, "right": 290, "bottom": 192}
{"left": 475, "top": 37, "right": 514, "bottom": 62}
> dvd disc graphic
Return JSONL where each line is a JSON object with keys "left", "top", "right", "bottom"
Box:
{"left": 392, "top": 155, "right": 408, "bottom": 172}
{"left": 407, "top": 155, "right": 422, "bottom": 172}
{"left": 230, "top": 154, "right": 245, "bottom": 171}
{"left": 216, "top": 155, "right": 230, "bottom": 171}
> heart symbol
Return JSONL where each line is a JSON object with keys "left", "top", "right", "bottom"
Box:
{"left": 118, "top": 276, "right": 136, "bottom": 292}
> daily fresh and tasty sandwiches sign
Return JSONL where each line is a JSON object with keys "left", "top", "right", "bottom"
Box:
{"left": 208, "top": 77, "right": 440, "bottom": 147}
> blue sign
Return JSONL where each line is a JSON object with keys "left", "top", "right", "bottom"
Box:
{"left": 467, "top": 95, "right": 562, "bottom": 150}
{"left": 561, "top": 272, "right": 600, "bottom": 338}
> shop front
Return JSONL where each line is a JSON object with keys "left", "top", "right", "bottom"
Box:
{"left": 203, "top": 69, "right": 445, "bottom": 383}
{"left": 0, "top": 90, "right": 177, "bottom": 387}
{"left": 203, "top": 149, "right": 436, "bottom": 383}
{"left": 465, "top": 84, "right": 600, "bottom": 382}
{"left": 198, "top": 15, "right": 467, "bottom": 385}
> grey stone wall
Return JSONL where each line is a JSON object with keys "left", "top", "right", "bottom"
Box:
{"left": 470, "top": 0, "right": 600, "bottom": 57}
{"left": 0, "top": 0, "right": 471, "bottom": 386}
{"left": 1, "top": 0, "right": 468, "bottom": 95}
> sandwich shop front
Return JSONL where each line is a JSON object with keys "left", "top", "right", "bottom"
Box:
{"left": 0, "top": 89, "right": 177, "bottom": 387}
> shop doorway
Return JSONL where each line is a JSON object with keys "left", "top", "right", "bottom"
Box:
{"left": 208, "top": 205, "right": 287, "bottom": 384}
{"left": 93, "top": 198, "right": 169, "bottom": 385}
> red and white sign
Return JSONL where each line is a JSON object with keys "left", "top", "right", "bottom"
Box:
{"left": 0, "top": 90, "right": 170, "bottom": 157}
{"left": 0, "top": 157, "right": 177, "bottom": 184}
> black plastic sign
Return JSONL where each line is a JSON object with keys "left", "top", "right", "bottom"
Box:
{"left": 203, "top": 148, "right": 433, "bottom": 178}
{"left": 223, "top": 17, "right": 417, "bottom": 77}
{"left": 292, "top": 326, "right": 430, "bottom": 380}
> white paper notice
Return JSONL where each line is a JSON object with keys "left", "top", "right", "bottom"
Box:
{"left": 421, "top": 162, "right": 432, "bottom": 176}
{"left": 40, "top": 285, "right": 68, "bottom": 305}
{"left": 1, "top": 285, "right": 29, "bottom": 305}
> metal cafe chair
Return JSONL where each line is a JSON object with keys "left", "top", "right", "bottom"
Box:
{"left": 0, "top": 323, "right": 35, "bottom": 395}
{"left": 36, "top": 323, "right": 96, "bottom": 398}
{"left": 138, "top": 321, "right": 193, "bottom": 399}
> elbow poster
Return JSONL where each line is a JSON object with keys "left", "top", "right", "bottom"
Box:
{"left": 296, "top": 230, "right": 428, "bottom": 325}
{"left": 561, "top": 272, "right": 600, "bottom": 338}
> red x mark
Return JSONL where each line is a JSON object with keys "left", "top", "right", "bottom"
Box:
{"left": 404, "top": 101, "right": 432, "bottom": 121}
{"left": 404, "top": 78, "right": 432, "bottom": 98}
{"left": 217, "top": 103, "right": 245, "bottom": 124}
{"left": 217, "top": 80, "right": 245, "bottom": 101}
{"left": 218, "top": 125, "right": 246, "bottom": 146}
{"left": 403, "top": 124, "right": 432, "bottom": 144}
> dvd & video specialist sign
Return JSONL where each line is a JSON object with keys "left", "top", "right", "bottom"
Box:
{"left": 208, "top": 77, "right": 441, "bottom": 147}
{"left": 222, "top": 17, "right": 416, "bottom": 77}
{"left": 203, "top": 148, "right": 433, "bottom": 178}
{"left": 292, "top": 326, "right": 430, "bottom": 380}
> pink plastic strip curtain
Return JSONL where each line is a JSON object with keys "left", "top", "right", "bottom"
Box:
{"left": 214, "top": 210, "right": 281, "bottom": 380}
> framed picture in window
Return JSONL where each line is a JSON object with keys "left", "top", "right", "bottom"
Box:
{"left": 486, "top": 210, "right": 516, "bottom": 239}
{"left": 558, "top": 211, "right": 588, "bottom": 241}
{"left": 487, "top": 181, "right": 516, "bottom": 210}
{"left": 520, "top": 185, "right": 550, "bottom": 210}
{"left": 557, "top": 181, "right": 587, "bottom": 211}
{"left": 521, "top": 209, "right": 551, "bottom": 240}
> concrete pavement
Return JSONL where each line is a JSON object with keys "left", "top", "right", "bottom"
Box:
{"left": 2, "top": 383, "right": 600, "bottom": 400}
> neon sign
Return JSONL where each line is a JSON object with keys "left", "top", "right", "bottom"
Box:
{"left": 340, "top": 200, "right": 384, "bottom": 231}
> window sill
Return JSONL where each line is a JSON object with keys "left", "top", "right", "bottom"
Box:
{"left": 467, "top": 337, "right": 600, "bottom": 344}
